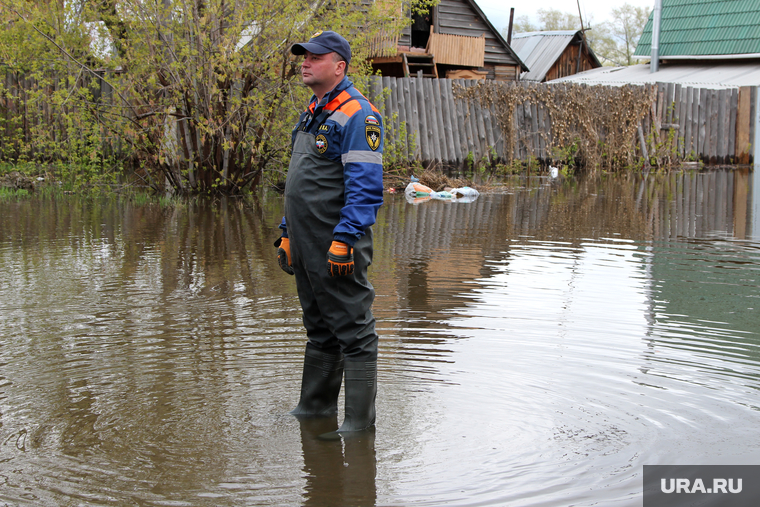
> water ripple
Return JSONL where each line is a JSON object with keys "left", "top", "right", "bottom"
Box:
{"left": 2, "top": 179, "right": 760, "bottom": 506}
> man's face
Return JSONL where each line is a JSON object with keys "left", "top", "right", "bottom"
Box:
{"left": 301, "top": 50, "right": 343, "bottom": 90}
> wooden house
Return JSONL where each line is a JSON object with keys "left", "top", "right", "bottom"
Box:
{"left": 510, "top": 30, "right": 601, "bottom": 83}
{"left": 369, "top": 0, "right": 527, "bottom": 80}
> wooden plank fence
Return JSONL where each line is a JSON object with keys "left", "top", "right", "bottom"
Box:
{"left": 1, "top": 68, "right": 115, "bottom": 160}
{"left": 365, "top": 76, "right": 758, "bottom": 168}
{"left": 2, "top": 69, "right": 757, "bottom": 168}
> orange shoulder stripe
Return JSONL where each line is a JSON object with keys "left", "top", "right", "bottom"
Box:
{"left": 337, "top": 100, "right": 362, "bottom": 118}
{"left": 325, "top": 90, "right": 353, "bottom": 111}
{"left": 346, "top": 89, "right": 380, "bottom": 114}
{"left": 308, "top": 90, "right": 380, "bottom": 117}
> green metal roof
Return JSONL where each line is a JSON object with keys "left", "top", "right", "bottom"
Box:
{"left": 635, "top": 0, "right": 760, "bottom": 58}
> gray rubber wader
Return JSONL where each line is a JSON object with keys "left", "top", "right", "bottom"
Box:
{"left": 284, "top": 131, "right": 379, "bottom": 361}
{"left": 290, "top": 348, "right": 344, "bottom": 417}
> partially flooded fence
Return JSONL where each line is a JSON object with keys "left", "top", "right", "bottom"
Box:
{"left": 365, "top": 76, "right": 757, "bottom": 168}
{"left": 2, "top": 70, "right": 756, "bottom": 170}
{"left": 371, "top": 76, "right": 544, "bottom": 168}
{"left": 649, "top": 82, "right": 756, "bottom": 165}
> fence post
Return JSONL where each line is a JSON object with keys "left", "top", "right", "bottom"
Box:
{"left": 736, "top": 86, "right": 752, "bottom": 164}
{"left": 717, "top": 89, "right": 727, "bottom": 164}
{"left": 407, "top": 77, "right": 420, "bottom": 161}
{"left": 424, "top": 78, "right": 442, "bottom": 164}
{"left": 728, "top": 88, "right": 738, "bottom": 162}
{"left": 415, "top": 76, "right": 430, "bottom": 163}
{"left": 685, "top": 86, "right": 694, "bottom": 157}
{"left": 453, "top": 80, "right": 469, "bottom": 166}
{"left": 677, "top": 85, "right": 686, "bottom": 158}
{"left": 708, "top": 89, "right": 719, "bottom": 164}
{"left": 465, "top": 81, "right": 480, "bottom": 162}
{"left": 440, "top": 79, "right": 459, "bottom": 164}
{"left": 394, "top": 77, "right": 407, "bottom": 161}
{"left": 698, "top": 88, "right": 708, "bottom": 159}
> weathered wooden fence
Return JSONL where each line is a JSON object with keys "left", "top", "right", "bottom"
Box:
{"left": 1, "top": 68, "right": 114, "bottom": 160}
{"left": 365, "top": 76, "right": 758, "bottom": 167}
{"left": 2, "top": 70, "right": 757, "bottom": 168}
{"left": 646, "top": 82, "right": 757, "bottom": 165}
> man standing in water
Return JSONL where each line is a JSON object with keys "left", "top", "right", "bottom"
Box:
{"left": 274, "top": 31, "right": 384, "bottom": 437}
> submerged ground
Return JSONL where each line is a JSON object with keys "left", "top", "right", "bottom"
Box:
{"left": 1, "top": 169, "right": 759, "bottom": 506}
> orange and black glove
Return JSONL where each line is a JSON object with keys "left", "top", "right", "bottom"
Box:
{"left": 274, "top": 237, "right": 294, "bottom": 275}
{"left": 327, "top": 241, "right": 354, "bottom": 277}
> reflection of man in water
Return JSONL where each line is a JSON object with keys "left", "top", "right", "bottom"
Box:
{"left": 298, "top": 418, "right": 377, "bottom": 506}
{"left": 274, "top": 31, "right": 384, "bottom": 437}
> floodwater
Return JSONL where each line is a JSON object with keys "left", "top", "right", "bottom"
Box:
{"left": 1, "top": 169, "right": 759, "bottom": 507}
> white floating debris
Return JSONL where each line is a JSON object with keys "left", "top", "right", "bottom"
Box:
{"left": 403, "top": 182, "right": 479, "bottom": 204}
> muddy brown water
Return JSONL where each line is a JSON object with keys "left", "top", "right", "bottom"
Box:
{"left": 1, "top": 170, "right": 760, "bottom": 506}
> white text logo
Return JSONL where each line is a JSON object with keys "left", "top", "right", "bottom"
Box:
{"left": 661, "top": 478, "right": 743, "bottom": 494}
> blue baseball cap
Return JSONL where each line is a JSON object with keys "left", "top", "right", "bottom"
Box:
{"left": 291, "top": 31, "right": 352, "bottom": 65}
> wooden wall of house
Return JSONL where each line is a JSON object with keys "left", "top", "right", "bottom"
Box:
{"left": 398, "top": 0, "right": 521, "bottom": 68}
{"left": 399, "top": 28, "right": 411, "bottom": 48}
{"left": 435, "top": 0, "right": 518, "bottom": 67}
{"left": 399, "top": 12, "right": 412, "bottom": 47}
{"left": 481, "top": 64, "right": 520, "bottom": 81}
{"left": 544, "top": 44, "right": 598, "bottom": 82}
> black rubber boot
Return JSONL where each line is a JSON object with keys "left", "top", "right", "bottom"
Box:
{"left": 290, "top": 348, "right": 344, "bottom": 417}
{"left": 320, "top": 360, "right": 377, "bottom": 439}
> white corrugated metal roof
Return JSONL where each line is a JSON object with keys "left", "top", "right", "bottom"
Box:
{"left": 553, "top": 62, "right": 760, "bottom": 89}
{"left": 511, "top": 31, "right": 580, "bottom": 82}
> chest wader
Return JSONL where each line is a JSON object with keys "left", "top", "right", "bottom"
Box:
{"left": 285, "top": 128, "right": 377, "bottom": 435}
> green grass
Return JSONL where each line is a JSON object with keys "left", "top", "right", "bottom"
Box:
{"left": 0, "top": 187, "right": 31, "bottom": 200}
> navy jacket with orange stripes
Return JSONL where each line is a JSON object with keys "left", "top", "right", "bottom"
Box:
{"left": 280, "top": 76, "right": 384, "bottom": 247}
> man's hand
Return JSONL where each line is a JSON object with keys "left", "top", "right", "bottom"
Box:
{"left": 327, "top": 241, "right": 354, "bottom": 277}
{"left": 274, "top": 237, "right": 294, "bottom": 275}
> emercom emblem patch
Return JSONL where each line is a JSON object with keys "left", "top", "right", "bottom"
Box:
{"left": 365, "top": 125, "right": 381, "bottom": 151}
{"left": 315, "top": 134, "right": 328, "bottom": 154}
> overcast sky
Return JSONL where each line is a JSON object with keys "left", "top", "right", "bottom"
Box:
{"left": 476, "top": 0, "right": 655, "bottom": 32}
